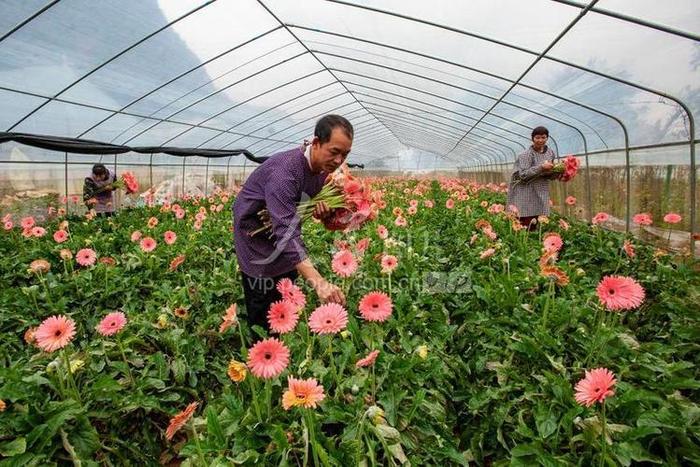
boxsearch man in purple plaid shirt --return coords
[233,115,352,332]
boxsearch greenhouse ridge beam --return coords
[255,0,403,149]
[6,0,218,132]
[309,39,609,148]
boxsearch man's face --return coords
[311,127,352,173]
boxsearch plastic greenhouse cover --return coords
[0,0,697,170]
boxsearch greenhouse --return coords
[0,0,698,465]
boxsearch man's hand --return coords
[314,278,346,306]
[312,201,332,220]
[541,161,554,172]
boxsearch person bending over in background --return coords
[83,163,117,217]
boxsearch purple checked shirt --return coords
[233,146,327,277]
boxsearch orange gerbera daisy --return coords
[165,402,198,440]
[282,376,325,410]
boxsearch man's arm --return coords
[296,258,346,305]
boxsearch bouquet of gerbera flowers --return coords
[552,155,579,182]
[110,171,140,194]
[250,165,376,237]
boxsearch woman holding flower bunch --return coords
[233,115,352,331]
[507,126,560,230]
[83,163,117,217]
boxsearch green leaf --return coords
[536,413,558,439]
[206,407,226,448]
[0,438,26,457]
[510,443,543,457]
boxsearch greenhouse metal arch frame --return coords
[0,0,697,255]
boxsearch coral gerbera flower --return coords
[247,338,290,379]
[96,311,127,337]
[358,291,393,322]
[380,254,398,274]
[596,275,645,311]
[163,230,177,245]
[76,248,97,267]
[308,303,348,334]
[169,255,186,271]
[632,213,653,226]
[377,225,388,239]
[34,315,76,352]
[130,230,142,242]
[540,264,570,286]
[622,240,635,258]
[592,212,609,225]
[574,368,616,407]
[663,212,682,224]
[479,248,496,260]
[140,237,157,253]
[219,304,238,333]
[282,376,325,410]
[165,402,198,441]
[267,300,299,334]
[331,250,358,278]
[276,278,306,310]
[53,230,69,243]
[356,350,380,368]
[227,360,247,383]
[173,307,189,319]
[543,232,563,253]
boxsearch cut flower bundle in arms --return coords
[249,165,377,237]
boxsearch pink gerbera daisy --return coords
[622,240,635,258]
[20,217,35,229]
[140,237,157,252]
[543,232,563,253]
[480,248,496,260]
[565,196,576,206]
[247,338,290,379]
[377,225,388,239]
[663,212,682,224]
[96,311,127,337]
[632,213,653,226]
[308,303,348,334]
[331,250,358,278]
[282,376,325,410]
[76,248,97,267]
[356,350,380,368]
[31,226,46,237]
[574,368,616,407]
[276,278,306,310]
[380,254,398,274]
[592,212,609,225]
[356,237,370,253]
[596,275,645,311]
[163,231,177,245]
[130,230,142,242]
[34,315,76,352]
[445,199,455,209]
[267,300,299,334]
[358,291,393,322]
[53,229,69,243]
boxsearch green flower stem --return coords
[62,348,81,404]
[117,337,136,387]
[541,280,555,329]
[247,376,263,423]
[189,420,207,467]
[600,401,607,467]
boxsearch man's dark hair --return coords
[314,114,354,144]
[531,126,549,139]
[92,164,108,177]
